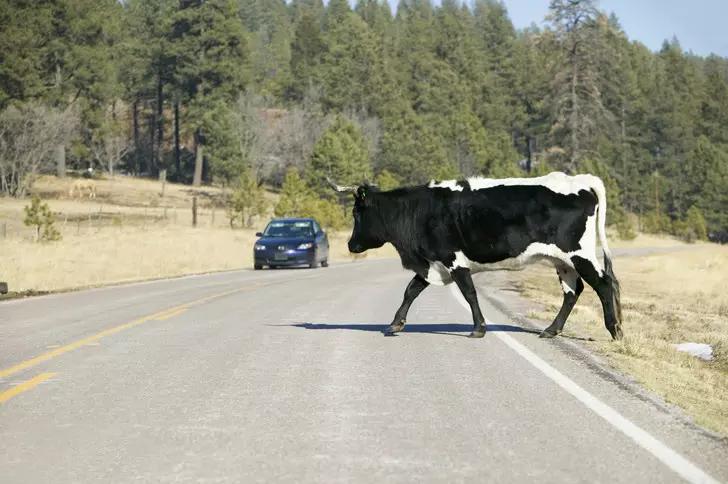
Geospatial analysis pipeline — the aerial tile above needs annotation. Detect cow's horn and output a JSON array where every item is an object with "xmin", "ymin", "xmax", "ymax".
[{"xmin": 326, "ymin": 176, "xmax": 358, "ymax": 193}]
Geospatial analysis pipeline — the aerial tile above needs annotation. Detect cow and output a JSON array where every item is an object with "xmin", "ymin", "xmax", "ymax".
[{"xmin": 327, "ymin": 171, "xmax": 623, "ymax": 341}]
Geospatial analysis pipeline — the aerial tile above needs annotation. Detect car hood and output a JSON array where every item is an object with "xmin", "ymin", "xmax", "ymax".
[{"xmin": 255, "ymin": 236, "xmax": 313, "ymax": 246}]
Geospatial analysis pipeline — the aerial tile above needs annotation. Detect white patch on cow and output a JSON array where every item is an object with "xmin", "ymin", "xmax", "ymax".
[
  {"xmin": 569, "ymin": 213, "xmax": 603, "ymax": 276},
  {"xmin": 558, "ymin": 266, "xmax": 580, "ymax": 295},
  {"xmin": 425, "ymin": 261, "xmax": 453, "ymax": 286},
  {"xmin": 515, "ymin": 242, "xmax": 572, "ymax": 267},
  {"xmin": 466, "ymin": 171, "xmax": 601, "ymax": 197},
  {"xmin": 450, "ymin": 251, "xmax": 471, "ymax": 270},
  {"xmin": 428, "ymin": 180, "xmax": 464, "ymax": 192}
]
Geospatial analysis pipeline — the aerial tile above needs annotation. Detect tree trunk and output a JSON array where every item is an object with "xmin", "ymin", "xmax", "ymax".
[
  {"xmin": 55, "ymin": 62, "xmax": 66, "ymax": 178},
  {"xmin": 193, "ymin": 128, "xmax": 203, "ymax": 187},
  {"xmin": 569, "ymin": 53, "xmax": 579, "ymax": 173},
  {"xmin": 133, "ymin": 99, "xmax": 140, "ymax": 175},
  {"xmin": 174, "ymin": 101, "xmax": 181, "ymax": 177},
  {"xmin": 56, "ymin": 144, "xmax": 66, "ymax": 178},
  {"xmin": 157, "ymin": 73, "xmax": 165, "ymax": 174},
  {"xmin": 148, "ymin": 108, "xmax": 156, "ymax": 175}
]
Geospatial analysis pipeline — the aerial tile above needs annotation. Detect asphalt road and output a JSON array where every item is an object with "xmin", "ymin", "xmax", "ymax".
[{"xmin": 1, "ymin": 253, "xmax": 727, "ymax": 483}]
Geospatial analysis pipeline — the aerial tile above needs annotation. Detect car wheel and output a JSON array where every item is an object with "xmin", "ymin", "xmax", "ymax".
[
  {"xmin": 254, "ymin": 263, "xmax": 262, "ymax": 270},
  {"xmin": 322, "ymin": 259, "xmax": 329, "ymax": 267}
]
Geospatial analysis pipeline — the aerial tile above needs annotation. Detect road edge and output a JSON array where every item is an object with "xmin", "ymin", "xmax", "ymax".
[{"xmin": 477, "ymin": 272, "xmax": 728, "ymax": 445}]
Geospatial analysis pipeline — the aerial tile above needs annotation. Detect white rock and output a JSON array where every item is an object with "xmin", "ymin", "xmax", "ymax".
[{"xmin": 672, "ymin": 342, "xmax": 714, "ymax": 361}]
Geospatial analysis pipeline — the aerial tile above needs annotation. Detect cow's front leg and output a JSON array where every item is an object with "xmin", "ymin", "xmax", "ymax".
[
  {"xmin": 387, "ymin": 274, "xmax": 429, "ymax": 333},
  {"xmin": 450, "ymin": 268, "xmax": 487, "ymax": 338}
]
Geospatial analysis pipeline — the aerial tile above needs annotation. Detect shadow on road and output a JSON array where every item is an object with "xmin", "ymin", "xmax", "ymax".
[{"xmin": 275, "ymin": 322, "xmax": 541, "ymax": 338}]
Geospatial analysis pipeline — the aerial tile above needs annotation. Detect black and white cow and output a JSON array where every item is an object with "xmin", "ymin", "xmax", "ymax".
[{"xmin": 328, "ymin": 171, "xmax": 623, "ymax": 340}]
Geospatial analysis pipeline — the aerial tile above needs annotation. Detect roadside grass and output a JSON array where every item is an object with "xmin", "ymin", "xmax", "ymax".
[
  {"xmin": 520, "ymin": 246, "xmax": 728, "ymax": 436},
  {"xmin": 1, "ymin": 174, "xmax": 401, "ymax": 294},
  {"xmin": 0, "ymin": 225, "xmax": 399, "ymax": 294}
]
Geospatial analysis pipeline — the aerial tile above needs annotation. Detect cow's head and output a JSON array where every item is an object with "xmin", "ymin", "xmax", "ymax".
[{"xmin": 327, "ymin": 177, "xmax": 385, "ymax": 254}]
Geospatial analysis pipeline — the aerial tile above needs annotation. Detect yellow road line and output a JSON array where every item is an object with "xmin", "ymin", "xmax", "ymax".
[
  {"xmin": 155, "ymin": 308, "xmax": 188, "ymax": 321},
  {"xmin": 0, "ymin": 373, "xmax": 56, "ymax": 403},
  {"xmin": 1, "ymin": 275, "xmax": 317, "ymax": 379}
]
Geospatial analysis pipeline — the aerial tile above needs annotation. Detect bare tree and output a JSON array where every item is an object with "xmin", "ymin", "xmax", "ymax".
[
  {"xmin": 341, "ymin": 107, "xmax": 382, "ymax": 164},
  {"xmin": 91, "ymin": 120, "xmax": 132, "ymax": 179},
  {"xmin": 0, "ymin": 104, "xmax": 79, "ymax": 197}
]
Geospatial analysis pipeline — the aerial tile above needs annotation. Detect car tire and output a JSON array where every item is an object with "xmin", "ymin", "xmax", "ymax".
[
  {"xmin": 254, "ymin": 263, "xmax": 262, "ymax": 270},
  {"xmin": 322, "ymin": 259, "xmax": 329, "ymax": 268}
]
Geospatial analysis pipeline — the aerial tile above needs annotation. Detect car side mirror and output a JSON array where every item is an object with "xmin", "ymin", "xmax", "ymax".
[
  {"xmin": 255, "ymin": 232, "xmax": 263, "ymax": 237},
  {"xmin": 316, "ymin": 230, "xmax": 324, "ymax": 237}
]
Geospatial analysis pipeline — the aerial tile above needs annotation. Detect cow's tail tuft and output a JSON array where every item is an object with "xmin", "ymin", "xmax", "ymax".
[{"xmin": 589, "ymin": 175, "xmax": 623, "ymax": 335}]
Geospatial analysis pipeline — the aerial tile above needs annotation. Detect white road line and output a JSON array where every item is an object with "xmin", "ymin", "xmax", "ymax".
[{"xmin": 496, "ymin": 332, "xmax": 721, "ymax": 484}]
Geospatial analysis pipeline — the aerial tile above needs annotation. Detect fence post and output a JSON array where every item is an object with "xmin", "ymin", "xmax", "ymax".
[
  {"xmin": 160, "ymin": 169, "xmax": 167, "ymax": 198},
  {"xmin": 192, "ymin": 196, "xmax": 198, "ymax": 227}
]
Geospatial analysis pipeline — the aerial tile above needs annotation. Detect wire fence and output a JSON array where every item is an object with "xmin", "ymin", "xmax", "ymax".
[{"xmin": 0, "ymin": 196, "xmax": 263, "ymax": 243}]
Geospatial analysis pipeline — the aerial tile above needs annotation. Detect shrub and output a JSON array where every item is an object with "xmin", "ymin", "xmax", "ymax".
[
  {"xmin": 23, "ymin": 195, "xmax": 61, "ymax": 242},
  {"xmin": 616, "ymin": 218, "xmax": 637, "ymax": 240}
]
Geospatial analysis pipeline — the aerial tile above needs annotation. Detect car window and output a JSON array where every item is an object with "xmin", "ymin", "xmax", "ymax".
[{"xmin": 263, "ymin": 221, "xmax": 314, "ymax": 237}]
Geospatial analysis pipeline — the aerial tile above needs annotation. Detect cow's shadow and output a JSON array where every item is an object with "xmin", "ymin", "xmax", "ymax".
[{"xmin": 275, "ymin": 322, "xmax": 541, "ymax": 338}]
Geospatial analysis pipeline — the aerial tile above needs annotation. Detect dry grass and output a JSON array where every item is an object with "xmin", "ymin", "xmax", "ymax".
[
  {"xmin": 0, "ymin": 225, "xmax": 398, "ymax": 294},
  {"xmin": 0, "ymin": 174, "xmax": 401, "ymax": 293},
  {"xmin": 520, "ymin": 246, "xmax": 728, "ymax": 435},
  {"xmin": 605, "ymin": 229, "xmax": 698, "ymax": 249},
  {"xmin": 30, "ymin": 173, "xmax": 240, "ymax": 208}
]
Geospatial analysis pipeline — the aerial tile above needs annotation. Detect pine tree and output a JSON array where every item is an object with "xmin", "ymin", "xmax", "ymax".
[
  {"xmin": 0, "ymin": 2, "xmax": 53, "ymax": 109},
  {"xmin": 171, "ymin": 0, "xmax": 250, "ymax": 186},
  {"xmin": 288, "ymin": 7, "xmax": 327, "ymax": 102},
  {"xmin": 306, "ymin": 115, "xmax": 372, "ymax": 198},
  {"xmin": 544, "ymin": 0, "xmax": 615, "ymax": 172},
  {"xmin": 275, "ymin": 168, "xmax": 314, "ymax": 217}
]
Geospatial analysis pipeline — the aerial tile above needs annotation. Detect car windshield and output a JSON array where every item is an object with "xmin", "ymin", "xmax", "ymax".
[{"xmin": 263, "ymin": 221, "xmax": 314, "ymax": 238}]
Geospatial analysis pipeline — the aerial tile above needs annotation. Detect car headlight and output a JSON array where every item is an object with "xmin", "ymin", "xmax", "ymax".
[
  {"xmin": 254, "ymin": 244, "xmax": 266, "ymax": 251},
  {"xmin": 297, "ymin": 242, "xmax": 313, "ymax": 250}
]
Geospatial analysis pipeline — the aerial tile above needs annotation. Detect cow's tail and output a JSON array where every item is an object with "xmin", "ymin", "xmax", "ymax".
[{"xmin": 589, "ymin": 175, "xmax": 623, "ymax": 337}]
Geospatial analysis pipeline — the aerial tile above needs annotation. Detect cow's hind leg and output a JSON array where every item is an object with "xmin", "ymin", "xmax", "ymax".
[
  {"xmin": 386, "ymin": 274, "xmax": 429, "ymax": 334},
  {"xmin": 571, "ymin": 256, "xmax": 623, "ymax": 340},
  {"xmin": 450, "ymin": 268, "xmax": 487, "ymax": 338},
  {"xmin": 540, "ymin": 265, "xmax": 584, "ymax": 338}
]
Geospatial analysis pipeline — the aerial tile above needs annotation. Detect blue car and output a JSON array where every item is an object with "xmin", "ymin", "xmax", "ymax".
[{"xmin": 253, "ymin": 218, "xmax": 330, "ymax": 270}]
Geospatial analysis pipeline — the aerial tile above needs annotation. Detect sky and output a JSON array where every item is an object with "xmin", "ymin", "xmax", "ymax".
[
  {"xmin": 498, "ymin": 0, "xmax": 728, "ymax": 58},
  {"xmin": 331, "ymin": 0, "xmax": 727, "ymax": 59}
]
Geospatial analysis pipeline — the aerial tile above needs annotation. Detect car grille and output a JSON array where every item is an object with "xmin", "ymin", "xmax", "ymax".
[{"xmin": 274, "ymin": 244, "xmax": 295, "ymax": 251}]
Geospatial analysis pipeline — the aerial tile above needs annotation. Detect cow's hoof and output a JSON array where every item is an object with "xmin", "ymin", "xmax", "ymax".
[
  {"xmin": 385, "ymin": 321, "xmax": 405, "ymax": 334},
  {"xmin": 468, "ymin": 330, "xmax": 486, "ymax": 339},
  {"xmin": 539, "ymin": 329, "xmax": 559, "ymax": 339}
]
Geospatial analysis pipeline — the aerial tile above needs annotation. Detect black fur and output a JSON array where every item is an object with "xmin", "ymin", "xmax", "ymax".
[{"xmin": 349, "ymin": 181, "xmax": 597, "ymax": 276}]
